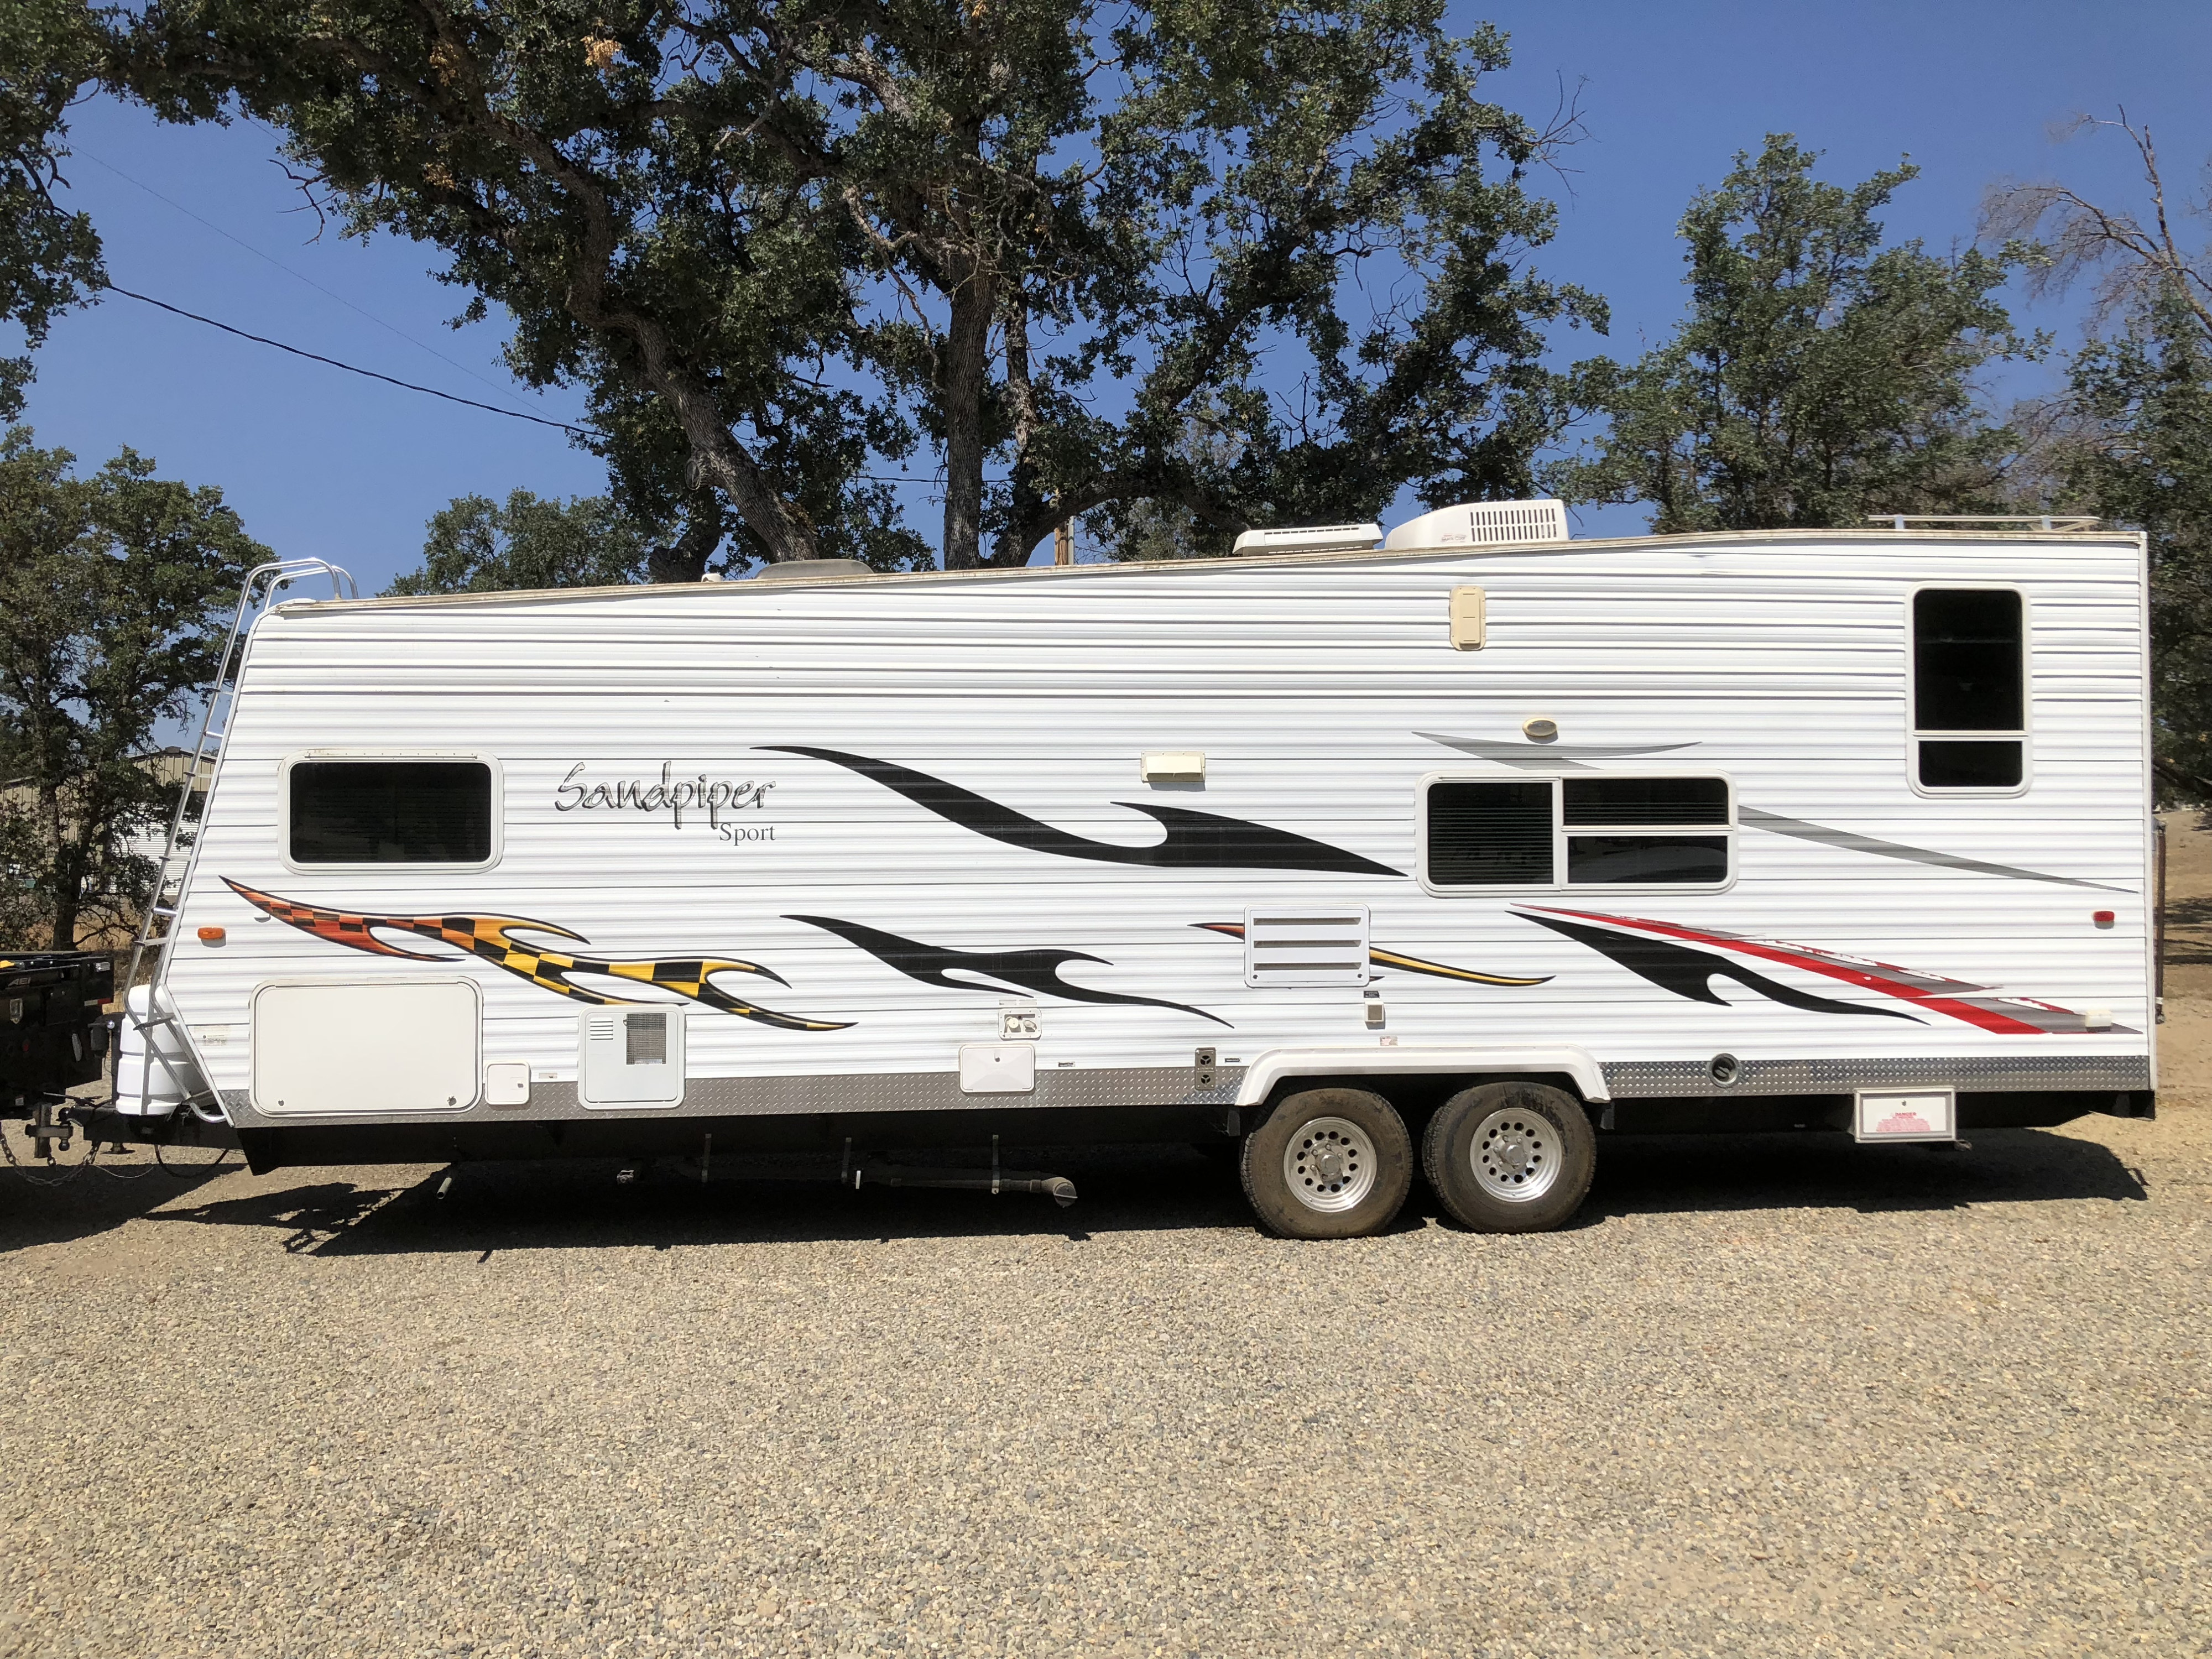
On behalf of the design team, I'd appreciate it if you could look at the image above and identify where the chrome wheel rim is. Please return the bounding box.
[1468,1108,1561,1203]
[1282,1116,1378,1213]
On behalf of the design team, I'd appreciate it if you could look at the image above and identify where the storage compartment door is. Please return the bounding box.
[251,979,481,1115]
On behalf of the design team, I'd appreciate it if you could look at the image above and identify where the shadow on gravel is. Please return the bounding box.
[0,1148,237,1254]
[1572,1126,2148,1227]
[145,1145,1258,1257]
[134,1125,2153,1257]
[2166,895,2212,966]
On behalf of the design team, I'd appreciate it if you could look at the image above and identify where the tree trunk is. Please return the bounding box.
[647,491,727,583]
[941,260,994,570]
[45,793,78,951]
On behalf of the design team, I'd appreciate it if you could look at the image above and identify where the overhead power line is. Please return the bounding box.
[97,276,958,490]
[101,280,599,437]
[76,147,546,417]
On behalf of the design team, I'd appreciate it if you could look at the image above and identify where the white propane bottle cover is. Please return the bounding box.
[1384,499,1569,550]
[113,984,209,1117]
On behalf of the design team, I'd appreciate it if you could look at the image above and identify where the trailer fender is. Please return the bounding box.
[1232,1046,1609,1109]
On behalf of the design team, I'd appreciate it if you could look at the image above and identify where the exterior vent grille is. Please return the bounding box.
[1243,907,1371,988]
[624,1010,667,1065]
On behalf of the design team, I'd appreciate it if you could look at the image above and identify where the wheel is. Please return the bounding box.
[1240,1087,1412,1239]
[1422,1080,1595,1233]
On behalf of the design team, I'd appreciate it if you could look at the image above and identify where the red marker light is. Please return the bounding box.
[2092,911,2115,929]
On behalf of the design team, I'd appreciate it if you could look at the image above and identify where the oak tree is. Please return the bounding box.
[112,0,1599,569]
[1550,135,2031,530]
[0,430,266,948]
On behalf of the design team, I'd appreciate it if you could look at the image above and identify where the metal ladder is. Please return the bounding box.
[119,560,358,1118]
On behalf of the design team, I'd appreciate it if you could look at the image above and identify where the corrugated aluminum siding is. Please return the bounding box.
[162,531,2156,1121]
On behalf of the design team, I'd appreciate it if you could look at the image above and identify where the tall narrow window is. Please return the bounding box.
[289,759,495,864]
[1912,589,2025,789]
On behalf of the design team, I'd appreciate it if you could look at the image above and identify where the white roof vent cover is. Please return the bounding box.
[1385,499,1568,551]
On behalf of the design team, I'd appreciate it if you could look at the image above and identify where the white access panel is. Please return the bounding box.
[251,979,481,1115]
[1853,1089,1957,1144]
[959,1043,1036,1094]
[580,1006,687,1107]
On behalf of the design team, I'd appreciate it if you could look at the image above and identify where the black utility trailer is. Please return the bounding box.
[2,951,115,1160]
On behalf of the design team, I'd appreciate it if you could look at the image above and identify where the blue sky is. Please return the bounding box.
[13,1,2209,588]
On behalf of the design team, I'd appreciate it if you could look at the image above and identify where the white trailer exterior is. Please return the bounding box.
[130,519,2157,1235]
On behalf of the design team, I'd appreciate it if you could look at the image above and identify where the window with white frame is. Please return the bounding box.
[1911,588,2026,790]
[1423,776,1732,890]
[288,759,495,865]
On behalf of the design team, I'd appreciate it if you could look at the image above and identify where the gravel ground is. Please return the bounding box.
[2,826,2209,1658]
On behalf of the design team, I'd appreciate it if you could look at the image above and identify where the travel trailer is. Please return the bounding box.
[100,503,2156,1238]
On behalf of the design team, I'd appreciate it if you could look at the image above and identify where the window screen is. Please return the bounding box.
[1912,589,2025,789]
[1562,777,1730,827]
[1426,781,1554,885]
[289,760,494,864]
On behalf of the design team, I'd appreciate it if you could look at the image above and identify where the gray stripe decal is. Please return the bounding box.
[1739,806,2131,892]
[1416,733,1700,770]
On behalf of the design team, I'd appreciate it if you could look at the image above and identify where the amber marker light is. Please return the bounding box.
[197,926,226,945]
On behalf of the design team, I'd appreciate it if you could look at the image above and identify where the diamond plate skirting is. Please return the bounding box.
[1600,1053,2153,1098]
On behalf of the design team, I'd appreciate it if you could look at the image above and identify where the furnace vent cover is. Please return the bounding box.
[580,1005,686,1108]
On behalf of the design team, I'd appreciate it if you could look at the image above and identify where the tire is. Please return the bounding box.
[1422,1080,1596,1234]
[1240,1087,1412,1239]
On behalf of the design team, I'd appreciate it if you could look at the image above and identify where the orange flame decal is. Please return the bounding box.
[223,880,849,1032]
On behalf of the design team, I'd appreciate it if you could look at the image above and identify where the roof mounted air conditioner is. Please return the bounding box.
[1230,523,1383,556]
[1384,499,1568,551]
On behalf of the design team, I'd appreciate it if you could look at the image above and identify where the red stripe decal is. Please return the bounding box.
[1524,907,2046,1035]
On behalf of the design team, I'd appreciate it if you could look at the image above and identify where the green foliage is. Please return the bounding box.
[2048,294,2212,799]
[1551,135,2031,530]
[109,0,1598,568]
[388,491,656,595]
[1063,6,1600,565]
[0,0,103,421]
[0,429,265,948]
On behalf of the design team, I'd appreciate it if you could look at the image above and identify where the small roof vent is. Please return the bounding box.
[1230,523,1383,557]
[749,558,879,583]
[1384,499,1568,551]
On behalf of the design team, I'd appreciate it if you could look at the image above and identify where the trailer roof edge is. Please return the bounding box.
[277,525,2150,614]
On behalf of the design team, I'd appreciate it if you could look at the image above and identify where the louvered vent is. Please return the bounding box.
[1243,907,1371,988]
[1466,499,1569,544]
